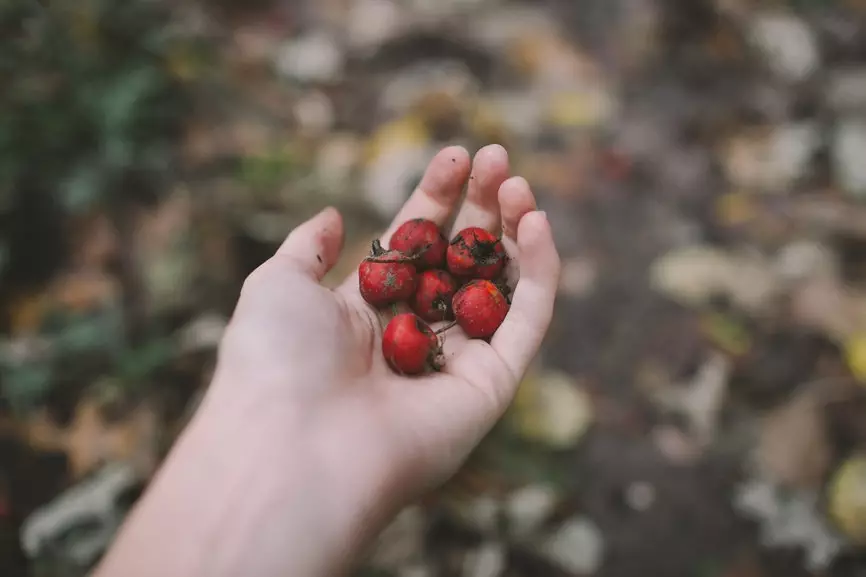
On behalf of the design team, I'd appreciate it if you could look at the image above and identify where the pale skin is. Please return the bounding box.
[93,144,561,577]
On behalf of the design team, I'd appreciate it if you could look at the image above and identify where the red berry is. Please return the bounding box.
[411,270,458,323]
[452,280,510,339]
[446,227,507,280]
[382,313,442,375]
[390,218,448,270]
[359,240,417,307]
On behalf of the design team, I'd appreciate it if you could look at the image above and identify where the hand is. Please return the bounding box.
[95,145,560,577]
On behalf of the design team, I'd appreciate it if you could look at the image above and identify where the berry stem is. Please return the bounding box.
[390,303,399,317]
[371,239,386,257]
[435,321,458,335]
[364,256,418,264]
[364,255,421,264]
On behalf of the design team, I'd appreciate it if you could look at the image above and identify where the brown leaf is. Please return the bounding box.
[70,212,119,270]
[7,293,49,336]
[51,270,120,313]
[757,387,832,490]
[21,398,160,480]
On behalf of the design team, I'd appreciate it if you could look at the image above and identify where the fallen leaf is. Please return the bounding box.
[734,478,843,570]
[545,87,616,129]
[757,387,832,490]
[274,32,345,83]
[654,353,730,446]
[346,0,406,52]
[537,517,605,575]
[651,246,779,313]
[749,10,820,83]
[440,493,501,535]
[22,396,159,479]
[700,312,751,356]
[463,541,505,577]
[716,191,759,227]
[20,462,143,567]
[7,293,49,336]
[845,333,866,384]
[828,453,866,544]
[510,371,593,449]
[651,425,702,465]
[505,483,559,539]
[557,257,598,298]
[135,192,198,315]
[71,212,119,270]
[51,270,120,314]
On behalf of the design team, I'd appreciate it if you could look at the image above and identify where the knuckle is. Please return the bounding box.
[240,259,278,298]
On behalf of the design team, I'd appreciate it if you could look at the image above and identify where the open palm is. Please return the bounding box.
[211,144,561,502]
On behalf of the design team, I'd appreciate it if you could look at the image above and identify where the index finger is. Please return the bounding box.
[383,146,471,245]
[338,146,470,293]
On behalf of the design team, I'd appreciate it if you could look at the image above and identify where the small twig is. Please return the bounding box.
[363,256,420,264]
[435,321,458,335]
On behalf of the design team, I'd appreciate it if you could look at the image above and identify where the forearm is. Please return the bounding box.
[93,397,387,577]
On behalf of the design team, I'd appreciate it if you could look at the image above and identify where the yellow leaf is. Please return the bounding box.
[365,116,430,165]
[700,312,751,356]
[545,89,614,129]
[69,2,100,51]
[846,334,866,383]
[167,48,202,81]
[716,191,758,227]
[467,101,510,144]
[510,371,593,449]
[829,454,866,543]
[8,293,48,336]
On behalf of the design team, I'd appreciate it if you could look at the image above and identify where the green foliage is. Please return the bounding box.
[0,0,196,410]
[0,0,191,215]
[238,148,301,191]
[115,336,176,384]
[2,362,55,415]
[0,301,178,413]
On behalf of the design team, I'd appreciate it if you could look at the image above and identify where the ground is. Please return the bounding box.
[3,0,866,576]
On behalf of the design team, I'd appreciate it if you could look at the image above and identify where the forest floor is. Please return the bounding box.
[6,1,866,576]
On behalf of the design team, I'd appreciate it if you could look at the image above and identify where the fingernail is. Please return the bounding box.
[536,210,547,221]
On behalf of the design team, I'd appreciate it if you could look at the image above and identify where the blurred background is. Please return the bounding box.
[6,0,866,575]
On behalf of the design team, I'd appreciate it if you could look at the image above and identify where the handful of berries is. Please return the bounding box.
[359,218,512,375]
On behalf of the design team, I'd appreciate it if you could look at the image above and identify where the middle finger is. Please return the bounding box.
[450,144,510,236]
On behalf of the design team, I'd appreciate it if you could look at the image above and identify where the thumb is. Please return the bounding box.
[275,207,345,282]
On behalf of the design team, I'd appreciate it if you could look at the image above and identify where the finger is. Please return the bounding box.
[450,144,510,235]
[381,145,471,246]
[275,206,345,282]
[489,210,560,379]
[338,146,470,294]
[499,176,537,241]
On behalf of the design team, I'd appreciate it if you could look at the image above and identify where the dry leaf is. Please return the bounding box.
[7,293,49,336]
[757,387,831,490]
[654,353,730,446]
[51,270,119,313]
[537,517,605,575]
[22,397,159,479]
[510,371,593,449]
[829,454,866,544]
[651,246,778,313]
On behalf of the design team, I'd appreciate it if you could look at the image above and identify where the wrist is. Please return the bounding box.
[97,391,392,577]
